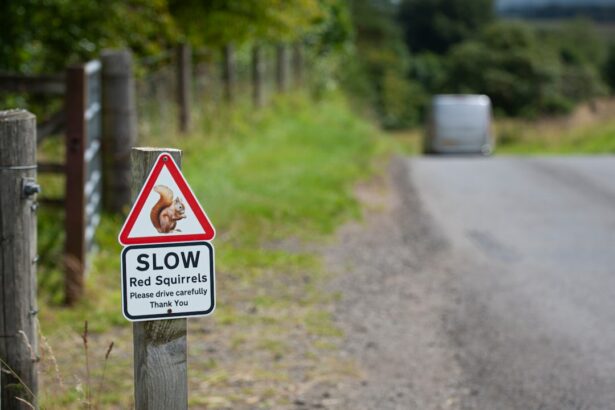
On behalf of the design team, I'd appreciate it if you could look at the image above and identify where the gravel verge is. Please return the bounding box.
[297,157,467,409]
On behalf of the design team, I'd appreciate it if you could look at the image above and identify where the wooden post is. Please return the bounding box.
[252,45,264,108]
[292,43,304,88]
[64,65,87,305]
[194,52,210,104]
[0,110,39,409]
[276,44,289,93]
[176,44,192,134]
[222,44,235,103]
[101,49,138,213]
[131,148,187,410]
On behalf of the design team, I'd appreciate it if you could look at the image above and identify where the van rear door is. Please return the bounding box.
[431,95,491,153]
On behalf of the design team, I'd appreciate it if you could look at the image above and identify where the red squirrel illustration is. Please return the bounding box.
[150,185,186,233]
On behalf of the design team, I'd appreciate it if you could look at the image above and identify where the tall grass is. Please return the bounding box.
[496,117,615,154]
[35,92,391,407]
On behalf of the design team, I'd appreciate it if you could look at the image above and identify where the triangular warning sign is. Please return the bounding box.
[118,153,215,245]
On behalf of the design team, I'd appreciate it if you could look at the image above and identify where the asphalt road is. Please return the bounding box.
[408,156,615,409]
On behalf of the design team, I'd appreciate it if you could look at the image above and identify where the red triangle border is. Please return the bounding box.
[118,153,215,245]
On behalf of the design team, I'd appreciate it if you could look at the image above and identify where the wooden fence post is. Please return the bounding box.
[101,49,138,213]
[222,44,235,103]
[194,50,211,105]
[276,44,289,93]
[292,43,304,88]
[64,64,87,304]
[131,148,187,410]
[0,109,39,409]
[176,44,192,134]
[252,45,264,108]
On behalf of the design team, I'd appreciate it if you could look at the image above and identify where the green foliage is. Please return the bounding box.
[445,20,608,116]
[398,0,494,53]
[446,21,557,116]
[380,69,426,128]
[409,52,448,93]
[345,0,609,126]
[391,3,610,121]
[0,0,350,74]
[180,95,378,241]
[38,94,386,332]
[0,0,178,73]
[307,0,354,55]
[539,18,607,66]
[603,44,615,92]
[168,0,336,47]
[342,0,424,129]
[538,19,609,103]
[37,95,390,408]
[496,117,615,154]
[302,1,354,99]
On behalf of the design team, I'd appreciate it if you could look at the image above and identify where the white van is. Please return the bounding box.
[424,94,494,155]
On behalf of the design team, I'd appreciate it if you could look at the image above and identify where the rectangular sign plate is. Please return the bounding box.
[121,242,215,321]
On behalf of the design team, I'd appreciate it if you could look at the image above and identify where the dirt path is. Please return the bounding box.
[297,158,467,409]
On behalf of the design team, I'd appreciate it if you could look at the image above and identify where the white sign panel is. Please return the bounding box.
[121,242,215,321]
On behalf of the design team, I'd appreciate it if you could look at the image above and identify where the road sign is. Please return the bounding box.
[118,153,215,246]
[121,242,215,321]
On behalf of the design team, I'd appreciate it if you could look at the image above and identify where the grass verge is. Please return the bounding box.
[497,118,615,154]
[35,93,397,407]
[496,99,615,154]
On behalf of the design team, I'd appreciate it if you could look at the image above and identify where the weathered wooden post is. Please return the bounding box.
[222,44,236,103]
[292,43,304,88]
[131,148,187,409]
[0,110,39,409]
[101,49,138,213]
[276,44,289,93]
[252,44,265,108]
[176,44,192,133]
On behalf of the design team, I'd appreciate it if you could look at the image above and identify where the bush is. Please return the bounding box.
[380,70,426,129]
[446,22,554,116]
[398,0,493,53]
[604,44,615,93]
[409,52,448,93]
[342,0,426,129]
[444,21,607,117]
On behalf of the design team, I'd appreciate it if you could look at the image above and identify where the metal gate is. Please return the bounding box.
[65,60,103,300]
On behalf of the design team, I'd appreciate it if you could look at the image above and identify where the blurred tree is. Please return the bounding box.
[446,22,557,115]
[343,0,425,128]
[306,0,354,55]
[409,52,447,93]
[548,19,606,66]
[398,0,494,54]
[539,19,608,102]
[167,0,342,47]
[0,0,32,71]
[0,0,349,73]
[605,44,615,93]
[445,21,606,116]
[0,0,177,73]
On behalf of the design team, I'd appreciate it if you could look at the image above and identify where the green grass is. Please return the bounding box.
[496,117,615,154]
[38,93,383,320]
[35,93,394,408]
[181,95,381,242]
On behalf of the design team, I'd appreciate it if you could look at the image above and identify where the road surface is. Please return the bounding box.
[408,156,615,409]
[320,156,615,409]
